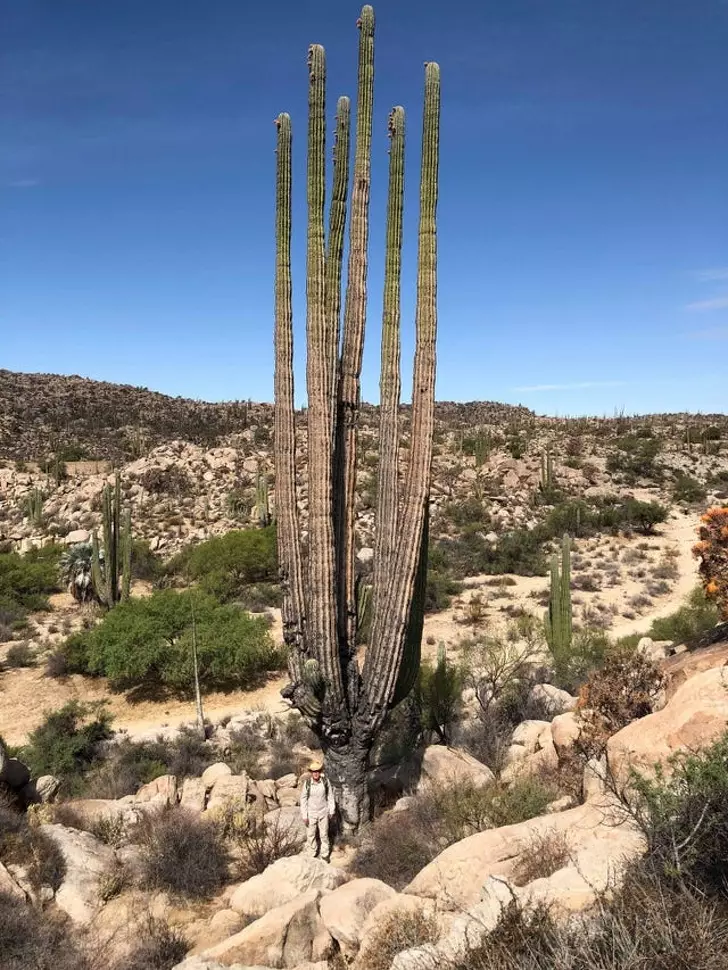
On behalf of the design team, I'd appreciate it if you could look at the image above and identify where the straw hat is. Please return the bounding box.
[308,759,324,772]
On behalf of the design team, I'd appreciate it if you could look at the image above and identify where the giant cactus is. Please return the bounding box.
[273,6,440,828]
[545,533,573,673]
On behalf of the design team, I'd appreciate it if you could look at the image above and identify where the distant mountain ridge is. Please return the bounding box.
[0,369,533,461]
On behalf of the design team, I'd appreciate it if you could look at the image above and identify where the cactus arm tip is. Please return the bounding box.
[358,5,375,30]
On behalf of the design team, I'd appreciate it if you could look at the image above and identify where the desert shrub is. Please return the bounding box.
[551,627,611,694]
[97,854,129,901]
[432,528,546,582]
[0,549,59,626]
[630,731,728,899]
[4,641,35,668]
[416,648,463,743]
[178,526,278,601]
[223,811,304,881]
[0,890,91,970]
[673,473,707,504]
[77,589,281,691]
[442,496,491,530]
[226,723,268,776]
[511,828,571,885]
[352,778,556,890]
[82,728,217,800]
[623,497,669,534]
[694,507,728,621]
[424,567,462,613]
[117,915,188,970]
[606,436,663,483]
[648,584,721,643]
[20,701,113,791]
[357,907,440,970]
[130,539,164,581]
[135,806,229,898]
[138,465,192,496]
[0,803,66,890]
[576,648,664,759]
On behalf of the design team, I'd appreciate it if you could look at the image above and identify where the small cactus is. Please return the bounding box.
[91,472,132,607]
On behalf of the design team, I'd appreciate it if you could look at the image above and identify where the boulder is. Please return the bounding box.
[319,878,396,956]
[63,529,91,545]
[528,684,577,717]
[54,798,139,829]
[275,773,298,789]
[276,787,300,808]
[201,890,332,968]
[417,746,495,792]
[404,801,644,912]
[264,806,307,844]
[206,774,250,814]
[134,774,178,806]
[511,720,551,754]
[230,855,347,919]
[201,763,232,788]
[550,712,581,758]
[22,774,61,804]
[0,860,26,900]
[256,779,277,800]
[607,666,728,791]
[636,637,671,664]
[501,736,558,784]
[190,909,247,954]
[180,778,208,812]
[41,824,116,924]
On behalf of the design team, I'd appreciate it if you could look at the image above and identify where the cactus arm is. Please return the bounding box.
[121,508,132,603]
[305,43,343,710]
[363,61,441,722]
[392,502,429,706]
[274,111,306,683]
[335,6,376,663]
[373,106,405,608]
[90,530,104,605]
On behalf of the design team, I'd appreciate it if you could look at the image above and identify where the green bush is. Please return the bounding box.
[0,548,60,627]
[540,496,668,541]
[69,589,282,691]
[130,539,164,581]
[606,436,663,483]
[20,702,113,789]
[432,528,546,582]
[177,527,278,601]
[648,585,720,644]
[416,649,463,743]
[672,473,707,504]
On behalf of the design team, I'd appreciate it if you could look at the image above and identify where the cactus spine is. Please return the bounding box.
[91,472,132,607]
[545,533,572,670]
[273,7,440,828]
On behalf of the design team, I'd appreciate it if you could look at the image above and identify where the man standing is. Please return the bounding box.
[300,758,336,861]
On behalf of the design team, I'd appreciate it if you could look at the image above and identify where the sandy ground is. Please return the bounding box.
[0,508,701,747]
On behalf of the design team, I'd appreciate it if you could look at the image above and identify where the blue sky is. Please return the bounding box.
[1,0,726,416]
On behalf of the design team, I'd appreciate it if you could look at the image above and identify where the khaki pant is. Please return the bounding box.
[306,814,331,860]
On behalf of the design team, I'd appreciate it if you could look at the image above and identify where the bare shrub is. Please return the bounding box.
[357,908,440,970]
[221,810,305,882]
[116,915,188,970]
[134,806,229,898]
[0,802,66,891]
[511,828,571,885]
[0,890,91,970]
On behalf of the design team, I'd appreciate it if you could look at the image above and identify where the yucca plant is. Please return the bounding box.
[273,5,440,827]
[59,542,95,603]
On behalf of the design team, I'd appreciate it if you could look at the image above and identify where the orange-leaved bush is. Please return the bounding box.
[693,507,728,620]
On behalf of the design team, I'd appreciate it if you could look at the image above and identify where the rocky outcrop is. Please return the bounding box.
[230,856,347,920]
[41,823,116,924]
[200,890,332,968]
[417,745,495,791]
[319,878,396,957]
[404,800,644,912]
[607,665,728,790]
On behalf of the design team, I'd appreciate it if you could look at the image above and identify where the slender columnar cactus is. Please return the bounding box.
[255,464,271,528]
[545,534,572,668]
[25,488,45,528]
[273,7,440,828]
[372,105,404,608]
[91,472,132,607]
[335,6,375,661]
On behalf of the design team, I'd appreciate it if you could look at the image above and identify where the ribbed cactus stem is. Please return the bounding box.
[560,533,572,648]
[336,5,375,660]
[91,530,103,603]
[121,508,132,602]
[545,533,572,668]
[364,61,440,716]
[373,106,404,606]
[326,96,351,416]
[305,43,342,706]
[274,111,306,682]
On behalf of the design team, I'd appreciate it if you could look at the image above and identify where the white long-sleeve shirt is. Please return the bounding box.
[300,775,335,820]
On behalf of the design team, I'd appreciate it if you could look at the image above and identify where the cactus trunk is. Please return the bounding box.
[273,6,440,828]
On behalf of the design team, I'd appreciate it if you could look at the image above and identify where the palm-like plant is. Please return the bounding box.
[59,543,95,603]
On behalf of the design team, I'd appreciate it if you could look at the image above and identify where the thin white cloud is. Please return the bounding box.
[685,295,728,312]
[5,178,40,188]
[687,326,728,341]
[694,267,728,281]
[512,381,627,393]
